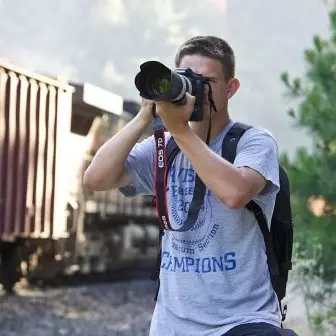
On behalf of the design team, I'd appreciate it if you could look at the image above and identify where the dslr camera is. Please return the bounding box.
[134,61,206,121]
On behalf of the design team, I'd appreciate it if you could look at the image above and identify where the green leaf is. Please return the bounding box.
[305,49,316,64]
[313,35,324,53]
[280,72,289,86]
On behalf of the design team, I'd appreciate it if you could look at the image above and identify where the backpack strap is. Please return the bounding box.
[245,202,285,323]
[245,202,280,277]
[221,122,252,163]
[221,123,284,320]
[221,122,280,275]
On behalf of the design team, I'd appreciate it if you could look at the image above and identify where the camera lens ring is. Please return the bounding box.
[172,74,191,102]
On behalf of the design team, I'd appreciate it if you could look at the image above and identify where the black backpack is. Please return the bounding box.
[151,122,293,321]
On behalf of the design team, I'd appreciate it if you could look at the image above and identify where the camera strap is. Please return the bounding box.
[152,109,173,231]
[152,84,216,231]
[152,111,208,231]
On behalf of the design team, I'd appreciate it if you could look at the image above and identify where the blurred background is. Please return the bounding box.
[0,0,335,335]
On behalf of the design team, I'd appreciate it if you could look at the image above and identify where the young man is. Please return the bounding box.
[83,36,297,336]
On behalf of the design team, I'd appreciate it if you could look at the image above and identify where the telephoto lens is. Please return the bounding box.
[134,60,205,121]
[134,61,192,102]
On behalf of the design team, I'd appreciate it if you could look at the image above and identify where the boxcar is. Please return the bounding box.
[0,61,159,290]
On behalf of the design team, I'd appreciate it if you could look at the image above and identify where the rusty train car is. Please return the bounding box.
[0,60,159,291]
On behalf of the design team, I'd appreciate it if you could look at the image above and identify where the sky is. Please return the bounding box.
[0,0,332,156]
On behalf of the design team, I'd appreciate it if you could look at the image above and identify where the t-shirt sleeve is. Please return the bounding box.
[233,127,280,196]
[119,135,155,197]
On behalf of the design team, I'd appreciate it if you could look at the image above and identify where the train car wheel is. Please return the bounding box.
[0,242,22,293]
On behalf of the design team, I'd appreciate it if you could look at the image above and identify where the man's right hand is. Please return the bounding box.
[137,98,155,125]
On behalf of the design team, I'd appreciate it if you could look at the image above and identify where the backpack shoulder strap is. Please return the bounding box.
[221,122,252,162]
[221,122,281,293]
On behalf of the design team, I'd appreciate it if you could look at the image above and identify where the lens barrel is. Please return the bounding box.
[135,61,191,102]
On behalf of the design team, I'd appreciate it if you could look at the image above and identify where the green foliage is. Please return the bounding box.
[280,9,336,334]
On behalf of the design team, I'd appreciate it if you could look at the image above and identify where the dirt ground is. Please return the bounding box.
[0,280,156,336]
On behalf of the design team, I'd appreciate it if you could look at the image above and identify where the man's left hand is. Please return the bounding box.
[154,92,195,136]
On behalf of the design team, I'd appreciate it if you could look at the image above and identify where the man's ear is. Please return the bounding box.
[227,78,240,99]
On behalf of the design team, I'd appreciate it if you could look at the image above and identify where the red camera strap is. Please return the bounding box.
[152,112,210,232]
[152,114,173,230]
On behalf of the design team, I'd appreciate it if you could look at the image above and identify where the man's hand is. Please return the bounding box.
[137,98,155,125]
[154,93,196,136]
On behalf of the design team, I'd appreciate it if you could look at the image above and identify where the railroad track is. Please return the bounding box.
[20,263,156,290]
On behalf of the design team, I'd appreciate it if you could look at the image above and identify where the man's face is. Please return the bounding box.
[178,54,239,115]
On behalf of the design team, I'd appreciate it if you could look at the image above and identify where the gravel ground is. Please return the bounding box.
[0,280,157,336]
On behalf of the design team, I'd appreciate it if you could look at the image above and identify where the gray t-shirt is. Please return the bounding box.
[120,120,282,336]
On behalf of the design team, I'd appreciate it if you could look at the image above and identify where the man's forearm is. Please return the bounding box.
[171,127,253,208]
[83,114,150,190]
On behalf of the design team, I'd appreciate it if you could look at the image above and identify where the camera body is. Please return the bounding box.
[174,67,204,121]
[134,61,205,122]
